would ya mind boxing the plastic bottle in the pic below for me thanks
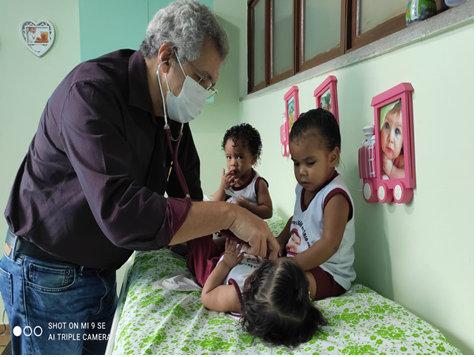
[406,0,437,26]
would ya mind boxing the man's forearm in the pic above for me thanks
[170,201,236,245]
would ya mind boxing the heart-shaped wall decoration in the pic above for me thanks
[20,20,55,57]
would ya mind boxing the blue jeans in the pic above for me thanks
[0,231,118,354]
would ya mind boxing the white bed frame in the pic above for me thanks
[105,253,135,355]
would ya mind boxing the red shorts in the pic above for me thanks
[309,266,346,301]
[186,235,224,287]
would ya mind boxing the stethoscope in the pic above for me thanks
[157,60,190,199]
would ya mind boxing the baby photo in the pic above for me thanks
[380,100,405,179]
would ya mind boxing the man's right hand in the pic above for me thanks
[227,204,279,260]
[170,201,279,260]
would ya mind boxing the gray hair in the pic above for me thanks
[140,0,230,62]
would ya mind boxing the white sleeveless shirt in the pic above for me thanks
[215,253,262,318]
[218,253,263,292]
[286,173,356,290]
[226,170,267,206]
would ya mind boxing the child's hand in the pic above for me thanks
[236,196,249,208]
[222,238,244,269]
[220,168,238,190]
[382,154,393,177]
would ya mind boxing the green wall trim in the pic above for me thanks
[80,0,213,62]
[79,0,148,62]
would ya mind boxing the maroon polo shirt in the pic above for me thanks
[5,50,202,270]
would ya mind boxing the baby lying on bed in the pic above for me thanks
[186,236,327,347]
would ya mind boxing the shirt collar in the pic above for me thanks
[300,170,339,211]
[128,50,155,115]
[231,169,256,191]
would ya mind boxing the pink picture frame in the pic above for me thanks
[358,82,415,204]
[281,86,300,157]
[313,75,339,124]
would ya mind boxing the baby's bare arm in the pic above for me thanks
[293,195,349,271]
[201,276,241,313]
[201,239,243,313]
[388,155,405,179]
[237,179,273,219]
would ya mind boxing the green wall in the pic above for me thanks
[0,0,81,324]
[79,0,148,62]
[78,0,213,62]
[189,0,244,194]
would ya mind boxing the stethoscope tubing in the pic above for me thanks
[165,127,190,198]
[157,58,191,199]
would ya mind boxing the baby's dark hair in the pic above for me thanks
[241,258,327,348]
[289,108,341,153]
[221,123,262,157]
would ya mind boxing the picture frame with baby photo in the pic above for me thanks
[284,85,299,133]
[281,86,300,157]
[20,20,55,57]
[313,75,339,124]
[367,82,415,204]
[26,26,49,44]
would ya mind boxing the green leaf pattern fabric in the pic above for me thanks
[111,213,461,355]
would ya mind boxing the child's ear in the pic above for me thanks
[251,155,258,166]
[329,147,340,167]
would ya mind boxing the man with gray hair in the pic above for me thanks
[1,0,278,354]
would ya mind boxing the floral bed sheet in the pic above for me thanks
[108,213,461,355]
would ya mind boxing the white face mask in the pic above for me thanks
[165,75,209,124]
[156,51,209,124]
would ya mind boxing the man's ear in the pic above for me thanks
[157,42,174,73]
[329,147,340,168]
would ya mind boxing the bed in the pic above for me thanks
[105,213,461,355]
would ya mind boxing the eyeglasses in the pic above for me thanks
[186,60,218,99]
